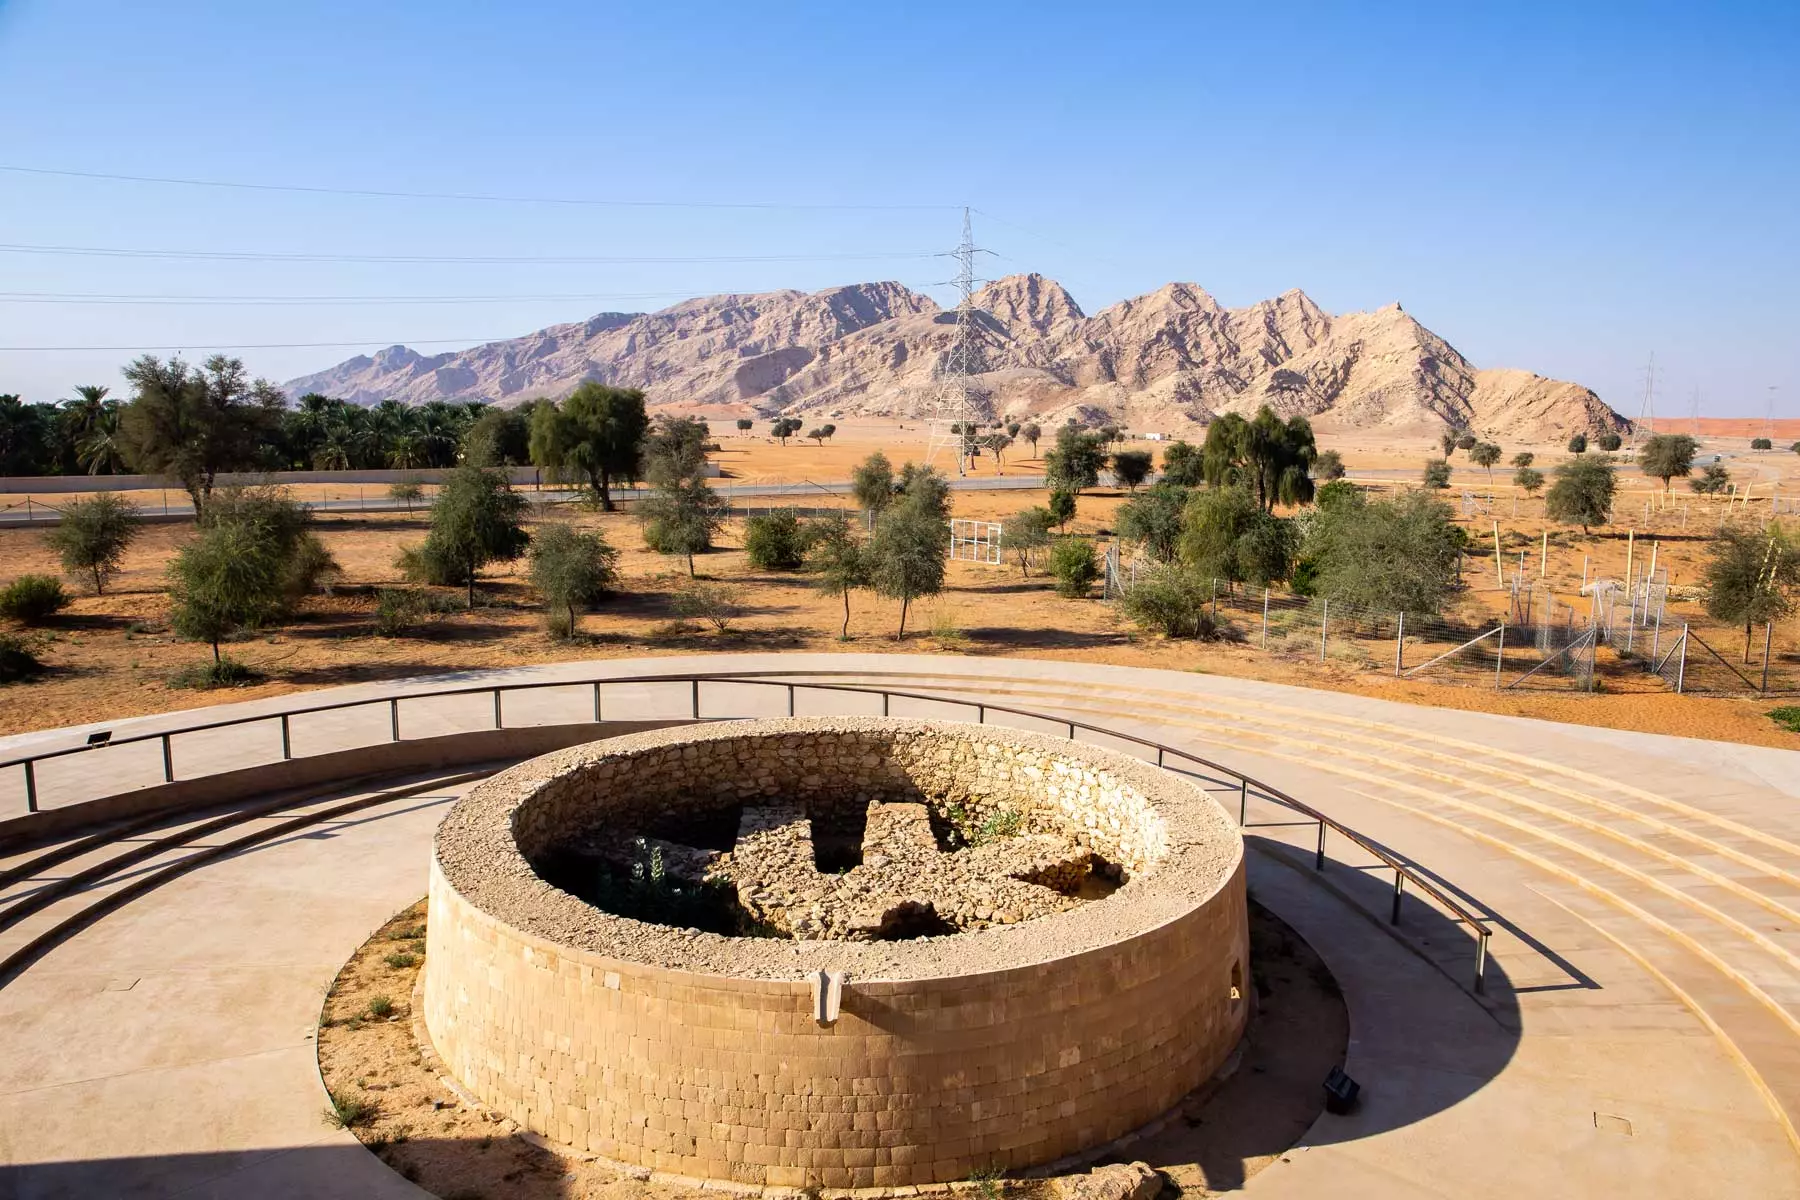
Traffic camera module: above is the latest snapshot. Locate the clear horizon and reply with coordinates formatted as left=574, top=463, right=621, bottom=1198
left=1, top=0, right=1795, bottom=418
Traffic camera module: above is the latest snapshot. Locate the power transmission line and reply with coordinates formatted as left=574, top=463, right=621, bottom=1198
left=0, top=336, right=544, bottom=352
left=0, top=164, right=963, bottom=212
left=0, top=289, right=717, bottom=306
left=925, top=208, right=994, bottom=477
left=0, top=241, right=939, bottom=266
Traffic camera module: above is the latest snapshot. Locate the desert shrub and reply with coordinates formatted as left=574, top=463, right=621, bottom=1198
left=1049, top=538, right=1099, bottom=598
left=168, top=656, right=258, bottom=689
left=1691, top=463, right=1731, bottom=494
left=1048, top=489, right=1077, bottom=530
left=388, top=476, right=425, bottom=510
left=1751, top=437, right=1774, bottom=451
left=411, top=466, right=530, bottom=606
left=0, top=575, right=70, bottom=624
left=323, top=1090, right=377, bottom=1129
left=673, top=580, right=743, bottom=633
left=1000, top=507, right=1054, bottom=577
left=1769, top=707, right=1800, bottom=735
left=383, top=950, right=418, bottom=968
left=44, top=493, right=141, bottom=594
left=1421, top=458, right=1451, bottom=489
left=373, top=588, right=428, bottom=636
left=367, top=995, right=394, bottom=1018
left=168, top=521, right=287, bottom=661
left=287, top=534, right=342, bottom=596
left=1597, top=431, right=1623, bottom=452
left=395, top=539, right=468, bottom=587
left=742, top=509, right=812, bottom=570
left=0, top=634, right=44, bottom=683
left=1120, top=566, right=1225, bottom=639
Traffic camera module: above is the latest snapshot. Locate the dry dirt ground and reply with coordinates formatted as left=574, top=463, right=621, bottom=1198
left=2, top=427, right=1797, bottom=749
left=317, top=897, right=1347, bottom=1200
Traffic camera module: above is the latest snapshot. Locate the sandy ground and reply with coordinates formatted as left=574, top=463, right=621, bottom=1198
left=2, top=429, right=1797, bottom=749
left=316, top=897, right=1346, bottom=1199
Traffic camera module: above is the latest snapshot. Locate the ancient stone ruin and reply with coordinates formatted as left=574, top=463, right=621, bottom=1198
left=423, top=718, right=1248, bottom=1191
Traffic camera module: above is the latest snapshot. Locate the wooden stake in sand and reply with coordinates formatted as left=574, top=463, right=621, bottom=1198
left=1492, top=520, right=1504, bottom=589
left=1582, top=554, right=1590, bottom=588
left=1647, top=541, right=1659, bottom=594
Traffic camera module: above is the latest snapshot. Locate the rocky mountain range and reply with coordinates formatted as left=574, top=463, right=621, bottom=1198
left=284, top=275, right=1628, bottom=439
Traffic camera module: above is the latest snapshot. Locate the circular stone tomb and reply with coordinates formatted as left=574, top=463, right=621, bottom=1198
left=422, top=717, right=1248, bottom=1190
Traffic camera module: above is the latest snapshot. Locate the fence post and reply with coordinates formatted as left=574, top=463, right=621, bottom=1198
left=1394, top=611, right=1404, bottom=675
left=1676, top=624, right=1688, bottom=693
left=1494, top=622, right=1506, bottom=687
left=1319, top=598, right=1329, bottom=661
left=1261, top=587, right=1270, bottom=649
left=1763, top=623, right=1774, bottom=694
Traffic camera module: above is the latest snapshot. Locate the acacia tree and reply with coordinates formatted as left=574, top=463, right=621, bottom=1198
left=45, top=493, right=140, bottom=594
left=1160, top=440, right=1205, bottom=486
left=168, top=521, right=287, bottom=666
left=1020, top=423, right=1042, bottom=456
left=1545, top=456, right=1616, bottom=532
left=1312, top=449, right=1345, bottom=481
left=529, top=523, right=619, bottom=638
left=1304, top=489, right=1463, bottom=617
left=1200, top=407, right=1316, bottom=512
left=1469, top=442, right=1502, bottom=482
left=1177, top=485, right=1294, bottom=587
left=1111, top=449, right=1153, bottom=491
left=1514, top=466, right=1546, bottom=496
left=1422, top=459, right=1452, bottom=489
left=851, top=451, right=896, bottom=519
left=868, top=468, right=949, bottom=637
left=418, top=466, right=531, bottom=607
left=1638, top=433, right=1699, bottom=492
left=1046, top=426, right=1107, bottom=493
left=806, top=511, right=871, bottom=638
left=1691, top=463, right=1731, bottom=494
left=119, top=355, right=283, bottom=516
left=1001, top=506, right=1055, bottom=578
left=641, top=421, right=724, bottom=577
left=1117, top=481, right=1190, bottom=563
left=1703, top=523, right=1798, bottom=661
left=528, top=383, right=649, bottom=511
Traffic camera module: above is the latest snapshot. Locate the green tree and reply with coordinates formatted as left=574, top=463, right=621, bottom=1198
left=1751, top=436, right=1774, bottom=451
left=1638, top=433, right=1699, bottom=491
left=528, top=523, right=619, bottom=638
left=642, top=428, right=725, bottom=577
left=1567, top=432, right=1588, bottom=454
left=1048, top=538, right=1099, bottom=598
left=1422, top=458, right=1452, bottom=489
left=528, top=383, right=649, bottom=511
left=867, top=480, right=948, bottom=638
left=168, top=520, right=288, bottom=663
left=735, top=418, right=754, bottom=435
left=982, top=432, right=1013, bottom=470
left=1545, top=456, right=1616, bottom=532
left=417, top=466, right=531, bottom=606
left=897, top=462, right=951, bottom=521
left=1048, top=488, right=1077, bottom=531
left=203, top=485, right=339, bottom=601
left=1020, top=423, right=1042, bottom=455
left=1120, top=565, right=1218, bottom=638
left=45, top=493, right=140, bottom=594
left=743, top=509, right=812, bottom=570
left=1455, top=433, right=1477, bottom=452
left=1702, top=522, right=1799, bottom=660
left=1111, top=449, right=1153, bottom=491
left=1000, top=506, right=1055, bottom=578
left=1511, top=451, right=1535, bottom=469
left=1691, top=463, right=1731, bottom=494
left=806, top=511, right=871, bottom=638
left=1045, top=425, right=1107, bottom=493
left=1305, top=490, right=1462, bottom=617
left=1178, top=485, right=1293, bottom=587
left=1439, top=431, right=1458, bottom=457
left=1159, top=440, right=1205, bottom=486
left=1116, top=481, right=1190, bottom=564
left=1597, top=431, right=1624, bottom=452
left=463, top=405, right=532, bottom=468
left=1469, top=441, right=1502, bottom=481
left=1312, top=448, right=1345, bottom=481
left=771, top=417, right=802, bottom=445
left=851, top=451, right=896, bottom=518
left=1513, top=466, right=1546, bottom=496
left=1200, top=407, right=1316, bottom=511
left=119, top=355, right=283, bottom=515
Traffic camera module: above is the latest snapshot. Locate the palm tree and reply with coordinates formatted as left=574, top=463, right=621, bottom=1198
left=77, top=403, right=128, bottom=474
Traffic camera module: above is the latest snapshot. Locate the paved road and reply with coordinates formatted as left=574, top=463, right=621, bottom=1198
left=3, top=655, right=1799, bottom=1197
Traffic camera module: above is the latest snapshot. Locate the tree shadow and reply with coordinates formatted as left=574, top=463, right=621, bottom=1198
left=959, top=626, right=1134, bottom=650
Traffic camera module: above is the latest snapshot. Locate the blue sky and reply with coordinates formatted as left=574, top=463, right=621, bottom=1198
left=1, top=0, right=1796, bottom=418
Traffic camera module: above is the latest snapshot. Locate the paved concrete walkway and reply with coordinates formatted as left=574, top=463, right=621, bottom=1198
left=2, top=654, right=1798, bottom=1198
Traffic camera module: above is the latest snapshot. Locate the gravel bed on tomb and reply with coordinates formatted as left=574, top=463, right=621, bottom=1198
left=431, top=717, right=1241, bottom=981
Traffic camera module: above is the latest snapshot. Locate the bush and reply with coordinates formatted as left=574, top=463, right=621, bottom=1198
left=323, top=1090, right=377, bottom=1130
left=528, top=523, right=620, bottom=637
left=168, top=655, right=259, bottom=690
left=1121, top=566, right=1224, bottom=638
left=1769, top=707, right=1800, bottom=735
left=1048, top=539, right=1099, bottom=598
left=367, top=995, right=394, bottom=1018
left=1567, top=433, right=1588, bottom=453
left=742, top=509, right=811, bottom=570
left=44, top=493, right=140, bottom=594
left=0, top=634, right=44, bottom=683
left=1421, top=458, right=1451, bottom=489
left=288, top=533, right=342, bottom=596
left=1048, top=489, right=1077, bottom=530
left=1597, top=432, right=1623, bottom=452
left=1751, top=437, right=1774, bottom=451
left=388, top=476, right=425, bottom=510
left=673, top=580, right=743, bottom=633
left=373, top=588, right=428, bottom=636
left=0, top=575, right=70, bottom=624
left=395, top=539, right=468, bottom=587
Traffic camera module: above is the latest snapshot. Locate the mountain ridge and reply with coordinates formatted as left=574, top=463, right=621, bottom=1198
left=283, top=275, right=1627, bottom=438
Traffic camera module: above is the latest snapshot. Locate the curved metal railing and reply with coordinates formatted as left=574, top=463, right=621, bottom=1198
left=0, top=669, right=1491, bottom=991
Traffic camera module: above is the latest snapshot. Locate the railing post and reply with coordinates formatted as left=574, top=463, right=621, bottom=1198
left=881, top=692, right=889, bottom=717
left=389, top=698, right=400, bottom=742
left=493, top=689, right=503, bottom=729
left=1391, top=871, right=1404, bottom=924
left=1238, top=778, right=1247, bottom=825
left=279, top=714, right=292, bottom=760
left=1395, top=611, right=1404, bottom=675
left=1314, top=821, right=1326, bottom=870
left=1066, top=721, right=1076, bottom=740
left=692, top=678, right=701, bottom=719
left=1156, top=747, right=1164, bottom=768
left=1474, top=930, right=1489, bottom=994
left=23, top=760, right=37, bottom=813
left=787, top=684, right=796, bottom=717
left=592, top=682, right=602, bottom=723
left=161, top=734, right=174, bottom=783
left=976, top=704, right=985, bottom=724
